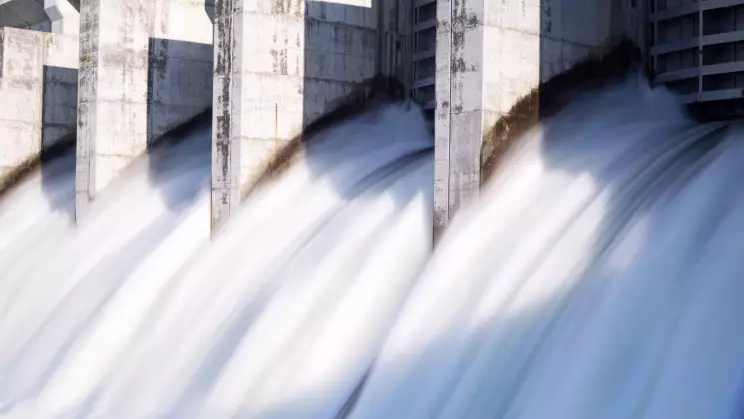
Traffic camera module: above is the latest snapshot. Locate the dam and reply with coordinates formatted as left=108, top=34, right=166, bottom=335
left=3, top=0, right=744, bottom=418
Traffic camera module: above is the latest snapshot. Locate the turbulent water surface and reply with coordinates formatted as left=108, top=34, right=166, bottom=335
left=2, top=76, right=744, bottom=418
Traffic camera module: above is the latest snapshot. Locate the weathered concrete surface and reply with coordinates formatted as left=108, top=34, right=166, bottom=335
left=0, top=28, right=44, bottom=178
left=76, top=0, right=213, bottom=219
left=211, top=0, right=242, bottom=229
left=0, top=27, right=77, bottom=177
left=434, top=0, right=645, bottom=232
left=75, top=0, right=153, bottom=217
left=211, top=0, right=411, bottom=230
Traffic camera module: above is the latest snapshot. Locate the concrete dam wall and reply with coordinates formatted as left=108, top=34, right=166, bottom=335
left=7, top=3, right=744, bottom=417
left=0, top=0, right=678, bottom=234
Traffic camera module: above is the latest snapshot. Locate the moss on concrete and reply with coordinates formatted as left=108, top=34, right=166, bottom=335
left=480, top=40, right=645, bottom=185
left=243, top=75, right=411, bottom=199
left=0, top=108, right=214, bottom=201
left=0, top=133, right=76, bottom=198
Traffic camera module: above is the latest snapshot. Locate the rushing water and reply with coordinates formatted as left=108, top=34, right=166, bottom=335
left=2, top=75, right=744, bottom=418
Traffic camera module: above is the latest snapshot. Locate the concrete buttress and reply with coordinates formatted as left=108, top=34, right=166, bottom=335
left=75, top=0, right=213, bottom=220
left=210, top=0, right=411, bottom=231
left=434, top=0, right=645, bottom=234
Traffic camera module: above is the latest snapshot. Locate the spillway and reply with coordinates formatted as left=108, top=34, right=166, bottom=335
left=1, top=74, right=744, bottom=418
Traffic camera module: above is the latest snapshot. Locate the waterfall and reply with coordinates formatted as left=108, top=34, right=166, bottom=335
left=1, top=76, right=743, bottom=419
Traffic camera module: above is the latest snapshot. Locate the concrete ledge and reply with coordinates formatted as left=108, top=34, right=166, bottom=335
left=683, top=88, right=744, bottom=103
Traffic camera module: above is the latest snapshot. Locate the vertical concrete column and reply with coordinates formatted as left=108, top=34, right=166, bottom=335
left=434, top=0, right=487, bottom=234
left=211, top=0, right=380, bottom=230
left=211, top=0, right=244, bottom=229
left=44, top=0, right=80, bottom=35
left=76, top=0, right=153, bottom=217
left=0, top=28, right=44, bottom=178
left=433, top=0, right=452, bottom=234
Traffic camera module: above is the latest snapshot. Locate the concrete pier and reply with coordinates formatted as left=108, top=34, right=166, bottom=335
left=434, top=0, right=646, bottom=232
left=211, top=0, right=411, bottom=229
left=0, top=28, right=45, bottom=177
left=0, top=27, right=78, bottom=177
left=75, top=0, right=214, bottom=218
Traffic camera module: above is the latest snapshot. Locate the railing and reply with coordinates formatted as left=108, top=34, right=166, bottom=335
left=650, top=0, right=744, bottom=103
left=411, top=0, right=436, bottom=110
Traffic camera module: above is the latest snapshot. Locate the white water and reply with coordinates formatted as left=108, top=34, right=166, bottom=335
left=1, top=77, right=744, bottom=418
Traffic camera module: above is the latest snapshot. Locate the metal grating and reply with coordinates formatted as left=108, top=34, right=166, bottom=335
left=650, top=0, right=744, bottom=104
left=412, top=0, right=436, bottom=110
